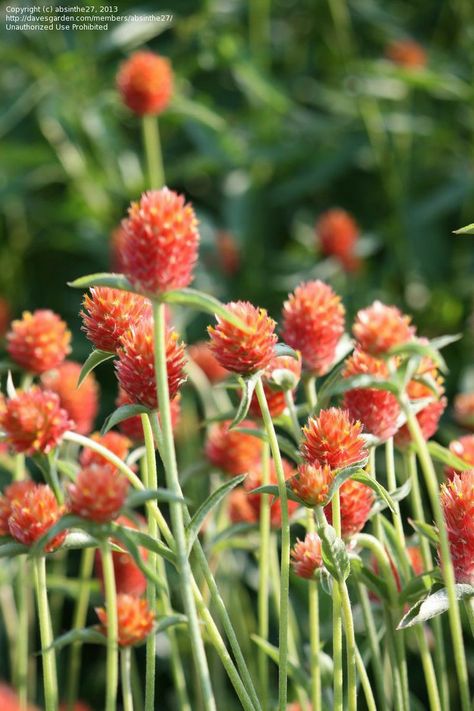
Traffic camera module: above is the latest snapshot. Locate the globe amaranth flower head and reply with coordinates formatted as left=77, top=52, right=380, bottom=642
left=281, top=280, right=345, bottom=376
left=291, top=532, right=323, bottom=579
left=96, top=593, right=155, bottom=647
left=95, top=515, right=148, bottom=597
left=386, top=39, right=427, bottom=69
left=325, top=478, right=374, bottom=540
left=115, top=320, right=187, bottom=410
left=0, top=682, right=39, bottom=711
left=208, top=301, right=277, bottom=375
left=301, top=408, right=368, bottom=471
left=353, top=300, right=416, bottom=356
left=79, top=431, right=132, bottom=471
left=454, top=392, right=474, bottom=430
left=188, top=341, right=229, bottom=383
left=68, top=465, right=129, bottom=523
left=440, top=471, right=474, bottom=586
left=445, top=435, right=474, bottom=479
left=7, top=482, right=67, bottom=552
left=316, top=208, right=360, bottom=272
left=0, top=387, right=73, bottom=455
left=117, top=51, right=173, bottom=116
left=342, top=348, right=400, bottom=441
left=120, top=188, right=199, bottom=296
left=248, top=352, right=302, bottom=419
left=41, top=361, right=99, bottom=436
left=205, top=419, right=263, bottom=476
left=81, top=287, right=152, bottom=353
left=289, top=462, right=333, bottom=507
left=0, top=480, right=38, bottom=536
left=7, top=309, right=71, bottom=374
left=395, top=370, right=446, bottom=448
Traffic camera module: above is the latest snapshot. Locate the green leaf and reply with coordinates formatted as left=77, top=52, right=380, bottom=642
left=327, top=374, right=400, bottom=397
left=352, top=472, right=396, bottom=514
left=453, top=223, right=474, bottom=235
left=155, top=613, right=188, bottom=634
left=78, top=349, right=115, bottom=386
left=371, top=477, right=412, bottom=515
left=397, top=584, right=474, bottom=629
left=101, top=404, right=151, bottom=436
left=317, top=523, right=350, bottom=582
left=250, top=636, right=311, bottom=692
left=56, top=459, right=79, bottom=481
left=60, top=531, right=100, bottom=551
left=273, top=343, right=299, bottom=359
left=230, top=373, right=259, bottom=428
left=39, top=627, right=107, bottom=654
left=186, top=475, right=246, bottom=554
left=351, top=557, right=389, bottom=602
left=162, top=288, right=251, bottom=332
left=125, top=488, right=188, bottom=509
left=29, top=515, right=87, bottom=556
left=0, top=540, right=29, bottom=558
left=327, top=463, right=369, bottom=503
left=387, top=341, right=446, bottom=372
left=399, top=569, right=441, bottom=605
left=409, top=519, right=439, bottom=546
left=68, top=272, right=134, bottom=291
left=429, top=333, right=462, bottom=350
left=32, top=452, right=63, bottom=503
left=248, top=482, right=307, bottom=506
left=111, top=524, right=176, bottom=566
left=427, top=442, right=472, bottom=471
left=207, top=522, right=258, bottom=550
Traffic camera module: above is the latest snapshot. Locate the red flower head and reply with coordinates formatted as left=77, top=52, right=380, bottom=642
left=208, top=301, right=277, bottom=375
left=68, top=465, right=129, bottom=523
left=7, top=309, right=71, bottom=374
left=0, top=683, right=39, bottom=711
left=0, top=298, right=11, bottom=340
left=8, top=483, right=67, bottom=551
left=249, top=353, right=302, bottom=419
left=281, top=281, right=345, bottom=375
left=454, top=392, right=474, bottom=430
left=245, top=459, right=299, bottom=528
left=342, top=349, right=400, bottom=441
left=95, top=515, right=148, bottom=597
left=289, top=463, right=333, bottom=507
left=440, top=471, right=474, bottom=585
left=301, top=408, right=368, bottom=471
left=395, top=376, right=447, bottom=448
left=0, top=480, right=36, bottom=536
left=79, top=431, right=132, bottom=471
left=445, top=435, right=474, bottom=479
left=228, top=487, right=258, bottom=525
left=188, top=341, right=229, bottom=383
left=353, top=301, right=415, bottom=356
left=96, top=593, right=155, bottom=647
left=386, top=40, right=427, bottom=69
left=316, top=208, right=360, bottom=271
left=117, top=51, right=173, bottom=116
left=41, top=361, right=99, bottom=435
left=81, top=287, right=152, bottom=354
left=120, top=188, right=199, bottom=296
left=325, top=478, right=374, bottom=539
left=205, top=419, right=262, bottom=476
left=0, top=387, right=72, bottom=455
left=116, top=320, right=186, bottom=410
left=291, top=532, right=323, bottom=579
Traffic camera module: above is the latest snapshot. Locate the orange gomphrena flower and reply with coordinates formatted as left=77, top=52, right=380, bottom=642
left=0, top=480, right=36, bottom=535
left=0, top=387, right=72, bottom=455
left=353, top=301, right=415, bottom=356
left=301, top=408, right=368, bottom=471
left=81, top=287, right=152, bottom=354
left=205, top=419, right=262, bottom=476
left=395, top=376, right=446, bottom=448
left=454, top=392, right=474, bottom=430
left=116, top=321, right=186, bottom=410
left=8, top=483, right=67, bottom=551
left=386, top=39, right=427, bottom=69
left=0, top=298, right=11, bottom=340
left=7, top=309, right=71, bottom=374
left=96, top=593, right=155, bottom=647
left=249, top=353, right=302, bottom=419
left=445, top=435, right=474, bottom=479
left=316, top=208, right=360, bottom=271
left=440, top=471, right=474, bottom=585
left=59, top=702, right=92, bottom=711
left=281, top=281, right=345, bottom=376
left=95, top=515, right=148, bottom=597
left=342, top=348, right=400, bottom=441
left=188, top=341, right=229, bottom=383
left=120, top=188, right=199, bottom=296
left=245, top=459, right=299, bottom=528
left=117, top=51, right=173, bottom=116
left=68, top=465, right=129, bottom=523
left=291, top=532, right=323, bottom=579
left=208, top=301, right=277, bottom=375
left=228, top=487, right=258, bottom=525
left=0, top=683, right=39, bottom=711
left=325, top=478, right=374, bottom=539
left=41, top=361, right=99, bottom=435
left=79, top=431, right=132, bottom=471
left=289, top=463, right=333, bottom=507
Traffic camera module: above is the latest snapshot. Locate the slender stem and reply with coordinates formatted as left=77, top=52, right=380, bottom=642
left=66, top=546, right=95, bottom=711
left=404, top=408, right=470, bottom=711
left=255, top=378, right=290, bottom=711
left=258, top=442, right=271, bottom=711
left=465, top=599, right=474, bottom=637
left=152, top=300, right=215, bottom=711
left=284, top=390, right=300, bottom=440
left=340, top=581, right=357, bottom=711
left=121, top=647, right=134, bottom=711
left=33, top=557, right=58, bottom=711
left=356, top=582, right=386, bottom=709
left=14, top=452, right=28, bottom=711
left=331, top=492, right=344, bottom=711
left=101, top=539, right=119, bottom=711
left=306, top=509, right=321, bottom=711
left=355, top=645, right=377, bottom=711
left=142, top=115, right=165, bottom=189
left=303, top=375, right=317, bottom=411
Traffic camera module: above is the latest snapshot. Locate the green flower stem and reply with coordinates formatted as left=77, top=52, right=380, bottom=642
left=258, top=442, right=271, bottom=711
left=284, top=390, right=300, bottom=440
left=331, top=491, right=344, bottom=711
left=100, top=538, right=119, bottom=711
left=142, top=115, right=165, bottom=189
left=340, top=581, right=357, bottom=711
left=121, top=647, right=134, bottom=711
left=356, top=582, right=386, bottom=708
left=306, top=509, right=321, bottom=711
left=255, top=377, right=290, bottom=711
left=404, top=408, right=470, bottom=711
left=33, top=556, right=58, bottom=711
left=66, top=546, right=95, bottom=711
left=14, top=452, right=29, bottom=710
left=355, top=645, right=377, bottom=711
left=303, top=375, right=317, bottom=411
left=465, top=599, right=474, bottom=637
left=152, top=300, right=215, bottom=711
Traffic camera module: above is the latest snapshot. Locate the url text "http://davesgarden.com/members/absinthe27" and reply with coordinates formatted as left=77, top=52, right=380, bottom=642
left=4, top=6, right=173, bottom=32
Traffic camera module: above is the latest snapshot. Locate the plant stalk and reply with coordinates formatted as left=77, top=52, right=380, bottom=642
left=306, top=509, right=321, bottom=711
left=34, top=556, right=58, bottom=711
left=121, top=647, right=134, bottom=711
left=100, top=538, right=119, bottom=711
left=258, top=442, right=271, bottom=711
left=331, top=491, right=344, bottom=711
left=142, top=115, right=165, bottom=189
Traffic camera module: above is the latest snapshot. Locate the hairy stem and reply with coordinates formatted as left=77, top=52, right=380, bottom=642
left=34, top=557, right=58, bottom=711
left=258, top=442, right=271, bottom=711
left=142, top=115, right=165, bottom=189
left=100, top=539, right=119, bottom=711
left=306, top=509, right=321, bottom=711
left=121, top=647, right=134, bottom=711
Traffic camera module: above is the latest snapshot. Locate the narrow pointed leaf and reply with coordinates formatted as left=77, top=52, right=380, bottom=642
left=427, top=442, right=472, bottom=471
left=317, top=522, right=350, bottom=582
left=112, top=527, right=169, bottom=588
left=326, top=463, right=369, bottom=503
left=250, top=635, right=310, bottom=692
left=408, top=519, right=439, bottom=546
left=40, top=627, right=107, bottom=654
left=230, top=374, right=259, bottom=428
left=429, top=333, right=462, bottom=350
left=453, top=223, right=474, bottom=235
left=352, top=471, right=396, bottom=514
left=326, top=374, right=400, bottom=397
left=6, top=371, right=16, bottom=399
left=110, top=524, right=176, bottom=566
left=371, top=477, right=412, bottom=515
left=125, top=488, right=188, bottom=509
left=0, top=541, right=29, bottom=558
left=162, top=288, right=251, bottom=331
left=388, top=341, right=446, bottom=372
left=155, top=613, right=188, bottom=634
left=101, top=403, right=151, bottom=435
left=397, top=585, right=474, bottom=629
left=68, top=272, right=134, bottom=291
left=78, top=349, right=115, bottom=386
left=273, top=343, right=299, bottom=359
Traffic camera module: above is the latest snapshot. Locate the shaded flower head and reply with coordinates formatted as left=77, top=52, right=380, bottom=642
left=316, top=208, right=360, bottom=271
left=205, top=419, right=262, bottom=476
left=120, top=188, right=199, bottom=296
left=8, top=483, right=67, bottom=551
left=208, top=301, right=277, bottom=375
left=79, top=431, right=132, bottom=471
left=96, top=593, right=155, bottom=647
left=81, top=287, right=151, bottom=353
left=440, top=471, right=474, bottom=585
left=0, top=480, right=36, bottom=536
left=291, top=532, right=323, bottom=579
left=454, top=392, right=474, bottom=430
left=116, top=320, right=186, bottom=410
left=68, top=465, right=129, bottom=523
left=7, top=309, right=71, bottom=374
left=188, top=341, right=229, bottom=383
left=41, top=361, right=99, bottom=435
left=301, top=408, right=367, bottom=471
left=289, top=463, right=333, bottom=507
left=0, top=387, right=72, bottom=455
left=117, top=51, right=173, bottom=116
left=245, top=459, right=299, bottom=528
left=386, top=39, right=426, bottom=68
left=445, top=435, right=474, bottom=480
left=325, top=478, right=374, bottom=539
left=281, top=281, right=345, bottom=375
left=95, top=515, right=148, bottom=597
left=353, top=301, right=415, bottom=356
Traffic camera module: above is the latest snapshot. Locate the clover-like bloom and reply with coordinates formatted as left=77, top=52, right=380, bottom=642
left=291, top=532, right=323, bottom=579
left=81, top=287, right=152, bottom=353
left=440, top=471, right=474, bottom=585
left=353, top=301, right=415, bottom=356
left=68, top=465, right=129, bottom=523
left=188, top=341, right=229, bottom=383
left=95, top=515, right=147, bottom=597
left=281, top=281, right=345, bottom=375
left=7, top=309, right=71, bottom=374
left=301, top=408, right=368, bottom=471
left=117, top=51, right=173, bottom=115
left=325, top=479, right=374, bottom=539
left=386, top=39, right=426, bottom=68
left=8, top=482, right=67, bottom=552
left=0, top=480, right=37, bottom=536
left=79, top=431, right=132, bottom=471
left=41, top=361, right=99, bottom=435
left=316, top=208, right=360, bottom=271
left=208, top=301, right=277, bottom=375
left=120, top=188, right=199, bottom=295
left=289, top=463, right=333, bottom=507
left=445, top=435, right=474, bottom=479
left=205, top=419, right=262, bottom=476
left=96, top=593, right=155, bottom=647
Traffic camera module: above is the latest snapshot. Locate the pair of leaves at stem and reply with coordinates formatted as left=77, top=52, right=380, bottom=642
left=398, top=584, right=474, bottom=629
